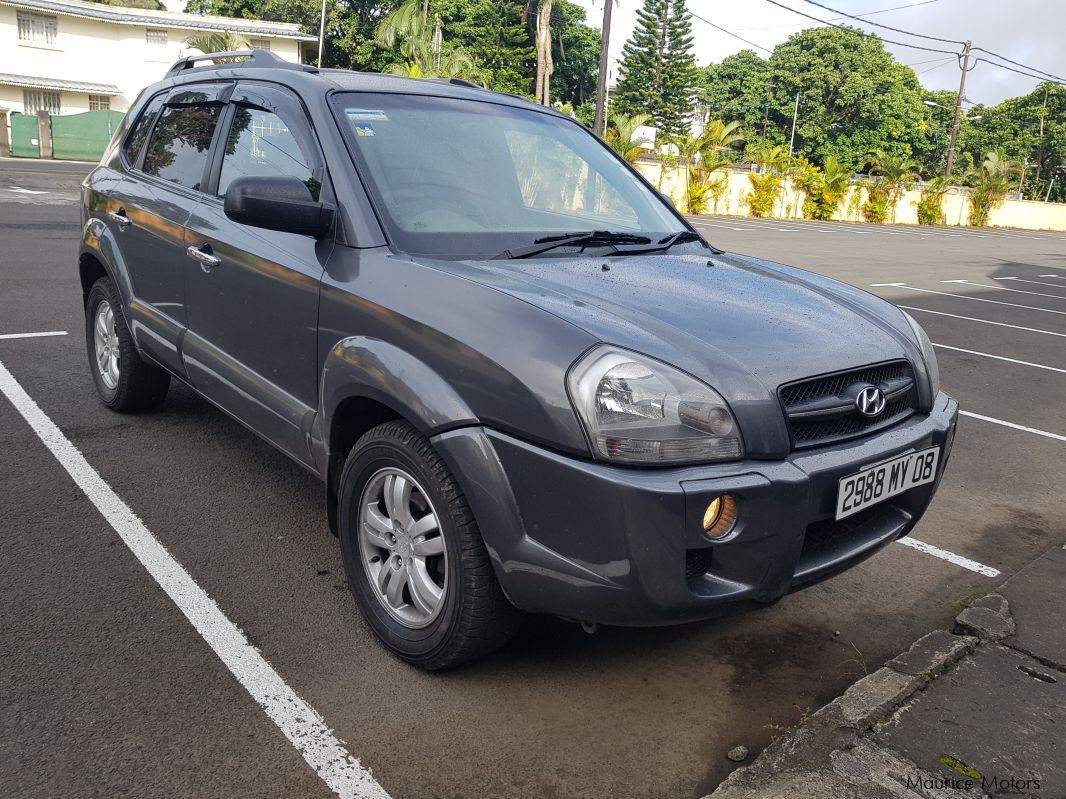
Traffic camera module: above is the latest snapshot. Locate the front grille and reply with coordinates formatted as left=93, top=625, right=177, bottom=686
left=802, top=506, right=886, bottom=555
left=780, top=361, right=918, bottom=449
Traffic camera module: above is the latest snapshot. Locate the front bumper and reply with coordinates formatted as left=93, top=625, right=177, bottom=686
left=432, top=392, right=958, bottom=626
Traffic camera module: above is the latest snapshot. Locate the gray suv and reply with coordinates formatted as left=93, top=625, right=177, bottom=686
left=79, top=50, right=958, bottom=669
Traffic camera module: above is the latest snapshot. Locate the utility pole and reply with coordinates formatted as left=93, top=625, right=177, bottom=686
left=945, top=40, right=971, bottom=180
left=1031, top=87, right=1049, bottom=195
left=593, top=0, right=614, bottom=136
left=317, top=0, right=327, bottom=67
left=787, top=92, right=800, bottom=165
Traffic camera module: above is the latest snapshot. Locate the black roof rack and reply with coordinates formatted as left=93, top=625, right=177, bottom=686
left=165, top=49, right=318, bottom=79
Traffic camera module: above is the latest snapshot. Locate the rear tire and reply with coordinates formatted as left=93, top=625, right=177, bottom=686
left=85, top=277, right=170, bottom=412
left=338, top=420, right=521, bottom=670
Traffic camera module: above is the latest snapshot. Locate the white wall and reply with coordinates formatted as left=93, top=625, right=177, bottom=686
left=0, top=5, right=302, bottom=114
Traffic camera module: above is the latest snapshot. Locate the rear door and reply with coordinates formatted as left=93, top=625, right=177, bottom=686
left=183, top=82, right=333, bottom=468
left=110, top=83, right=230, bottom=375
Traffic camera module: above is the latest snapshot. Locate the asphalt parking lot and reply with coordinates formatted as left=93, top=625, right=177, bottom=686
left=2, top=163, right=1064, bottom=799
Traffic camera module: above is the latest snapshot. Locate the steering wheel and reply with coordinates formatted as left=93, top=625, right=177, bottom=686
left=389, top=180, right=492, bottom=230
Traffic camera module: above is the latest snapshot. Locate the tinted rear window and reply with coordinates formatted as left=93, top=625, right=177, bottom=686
left=122, top=94, right=164, bottom=167
left=142, top=104, right=222, bottom=190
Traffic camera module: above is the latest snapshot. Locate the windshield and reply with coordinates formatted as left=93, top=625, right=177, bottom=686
left=332, top=92, right=689, bottom=260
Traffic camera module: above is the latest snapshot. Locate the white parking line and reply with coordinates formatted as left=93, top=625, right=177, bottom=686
left=0, top=330, right=68, bottom=340
left=960, top=410, right=1066, bottom=443
left=896, top=538, right=1000, bottom=577
left=872, top=283, right=1066, bottom=316
left=993, top=277, right=1066, bottom=291
left=1040, top=274, right=1066, bottom=278
left=899, top=306, right=1066, bottom=338
left=942, top=279, right=1066, bottom=301
left=0, top=359, right=390, bottom=799
left=932, top=344, right=1066, bottom=374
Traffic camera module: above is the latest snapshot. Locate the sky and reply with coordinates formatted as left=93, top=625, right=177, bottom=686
left=571, top=0, right=1066, bottom=106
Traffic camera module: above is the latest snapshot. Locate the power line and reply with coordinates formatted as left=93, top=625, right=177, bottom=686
left=735, top=0, right=939, bottom=32
left=791, top=0, right=964, bottom=44
left=971, top=47, right=1066, bottom=84
left=688, top=11, right=773, bottom=54
left=972, top=57, right=1066, bottom=88
left=915, top=58, right=955, bottom=76
left=757, top=0, right=960, bottom=55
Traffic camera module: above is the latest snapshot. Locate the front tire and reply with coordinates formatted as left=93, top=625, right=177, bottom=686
left=85, top=277, right=170, bottom=412
left=338, top=421, right=521, bottom=670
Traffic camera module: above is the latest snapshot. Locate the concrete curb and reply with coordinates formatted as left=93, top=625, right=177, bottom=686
left=703, top=611, right=991, bottom=798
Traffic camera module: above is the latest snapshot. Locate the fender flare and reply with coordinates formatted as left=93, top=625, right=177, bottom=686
left=80, top=218, right=134, bottom=306
left=320, top=336, right=479, bottom=438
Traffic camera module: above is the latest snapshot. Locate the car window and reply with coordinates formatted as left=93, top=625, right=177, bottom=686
left=332, top=93, right=685, bottom=260
left=122, top=93, right=165, bottom=167
left=217, top=105, right=319, bottom=200
left=504, top=130, right=639, bottom=228
left=141, top=103, right=222, bottom=191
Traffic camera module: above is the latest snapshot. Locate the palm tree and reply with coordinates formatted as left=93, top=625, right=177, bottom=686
left=698, top=119, right=744, bottom=163
left=746, top=142, right=788, bottom=174
left=605, top=113, right=652, bottom=165
left=967, top=151, right=1022, bottom=227
left=376, top=0, right=482, bottom=82
left=184, top=31, right=251, bottom=62
left=820, top=156, right=851, bottom=206
left=867, top=149, right=917, bottom=221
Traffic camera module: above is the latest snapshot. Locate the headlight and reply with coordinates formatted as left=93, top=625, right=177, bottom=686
left=903, top=312, right=941, bottom=400
left=567, top=346, right=743, bottom=465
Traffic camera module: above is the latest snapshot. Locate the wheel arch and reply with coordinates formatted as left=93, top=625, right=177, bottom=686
left=320, top=336, right=480, bottom=535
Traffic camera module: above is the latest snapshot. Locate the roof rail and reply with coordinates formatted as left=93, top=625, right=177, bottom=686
left=165, top=49, right=318, bottom=79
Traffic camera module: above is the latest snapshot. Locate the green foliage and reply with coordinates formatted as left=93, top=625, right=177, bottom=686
left=747, top=171, right=783, bottom=218
left=794, top=155, right=850, bottom=220
left=184, top=30, right=251, bottom=58
left=685, top=175, right=714, bottom=214
left=695, top=50, right=773, bottom=138
left=613, top=0, right=696, bottom=138
left=968, top=151, right=1021, bottom=227
left=916, top=177, right=949, bottom=226
left=88, top=0, right=165, bottom=9
left=605, top=113, right=653, bottom=165
left=862, top=179, right=891, bottom=223
left=866, top=149, right=916, bottom=221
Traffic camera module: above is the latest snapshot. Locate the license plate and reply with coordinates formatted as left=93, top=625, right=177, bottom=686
left=835, top=446, right=940, bottom=520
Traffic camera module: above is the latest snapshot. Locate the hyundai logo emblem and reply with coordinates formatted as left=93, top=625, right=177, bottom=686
left=856, top=385, right=887, bottom=417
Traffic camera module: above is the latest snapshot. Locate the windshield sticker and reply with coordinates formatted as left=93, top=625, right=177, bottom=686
left=346, top=109, right=388, bottom=122
left=353, top=123, right=376, bottom=137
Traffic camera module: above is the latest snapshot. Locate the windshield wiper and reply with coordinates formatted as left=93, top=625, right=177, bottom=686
left=494, top=230, right=653, bottom=259
left=613, top=230, right=704, bottom=254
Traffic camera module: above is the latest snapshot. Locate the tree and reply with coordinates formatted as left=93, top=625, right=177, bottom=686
left=745, top=143, right=788, bottom=217
left=184, top=30, right=251, bottom=59
left=766, top=27, right=929, bottom=169
left=613, top=0, right=696, bottom=138
left=534, top=0, right=554, bottom=104
left=695, top=50, right=772, bottom=136
left=657, top=0, right=696, bottom=138
left=89, top=0, right=165, bottom=9
left=968, top=151, right=1021, bottom=226
left=375, top=0, right=482, bottom=81
left=865, top=149, right=917, bottom=222
left=548, top=1, right=601, bottom=107
left=605, top=113, right=652, bottom=165
left=795, top=155, right=850, bottom=220
left=434, top=0, right=535, bottom=95
left=915, top=177, right=949, bottom=225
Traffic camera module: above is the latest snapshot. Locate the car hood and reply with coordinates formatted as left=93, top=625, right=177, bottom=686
left=420, top=250, right=925, bottom=456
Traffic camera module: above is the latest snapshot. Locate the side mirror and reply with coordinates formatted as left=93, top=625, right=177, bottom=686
left=223, top=176, right=334, bottom=238
left=660, top=191, right=676, bottom=209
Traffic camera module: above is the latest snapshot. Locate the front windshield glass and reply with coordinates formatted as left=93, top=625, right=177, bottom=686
left=332, top=92, right=689, bottom=259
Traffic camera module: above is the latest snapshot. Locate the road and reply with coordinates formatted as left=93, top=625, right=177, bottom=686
left=1, top=164, right=1064, bottom=799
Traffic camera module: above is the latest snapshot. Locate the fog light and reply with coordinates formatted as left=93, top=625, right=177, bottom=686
left=702, top=495, right=738, bottom=539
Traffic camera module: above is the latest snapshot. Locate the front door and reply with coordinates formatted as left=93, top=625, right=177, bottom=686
left=183, top=83, right=333, bottom=468
left=111, top=85, right=228, bottom=375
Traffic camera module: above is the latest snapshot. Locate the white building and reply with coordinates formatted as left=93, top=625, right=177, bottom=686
left=0, top=0, right=317, bottom=115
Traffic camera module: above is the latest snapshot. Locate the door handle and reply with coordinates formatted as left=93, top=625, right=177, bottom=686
left=108, top=209, right=131, bottom=229
left=186, top=244, right=221, bottom=272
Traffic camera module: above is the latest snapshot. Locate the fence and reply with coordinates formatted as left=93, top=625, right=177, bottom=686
left=2, top=109, right=124, bottom=162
